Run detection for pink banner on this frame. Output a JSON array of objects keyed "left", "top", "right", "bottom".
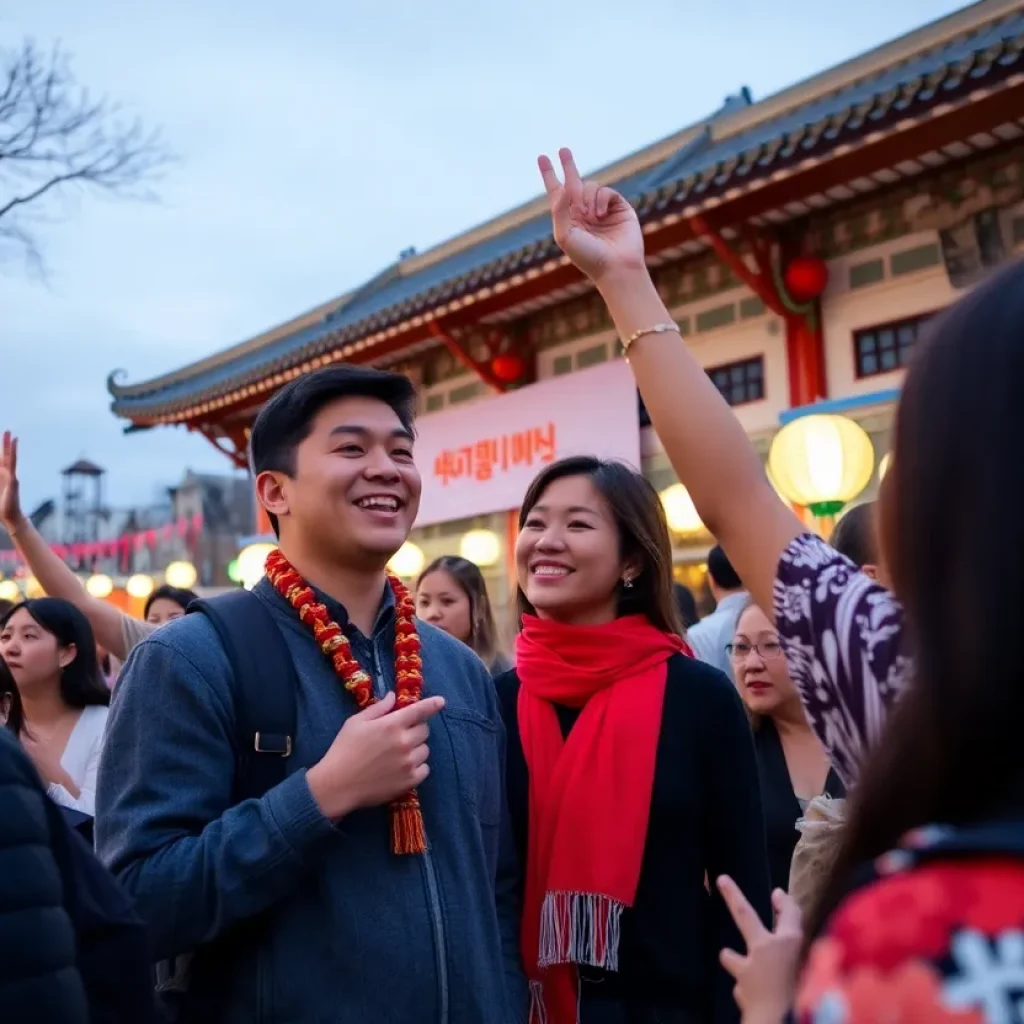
[{"left": 415, "top": 358, "right": 641, "bottom": 527}]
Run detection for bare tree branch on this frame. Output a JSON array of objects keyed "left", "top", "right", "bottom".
[{"left": 0, "top": 38, "right": 175, "bottom": 271}]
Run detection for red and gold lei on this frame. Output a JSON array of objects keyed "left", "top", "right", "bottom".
[{"left": 265, "top": 548, "right": 426, "bottom": 854}]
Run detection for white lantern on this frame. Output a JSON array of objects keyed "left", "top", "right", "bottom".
[
  {"left": 165, "top": 561, "right": 198, "bottom": 589},
  {"left": 387, "top": 542, "right": 425, "bottom": 579},
  {"left": 768, "top": 414, "right": 875, "bottom": 517},
  {"left": 236, "top": 542, "right": 277, "bottom": 590},
  {"left": 85, "top": 574, "right": 114, "bottom": 598},
  {"left": 0, "top": 579, "right": 21, "bottom": 602},
  {"left": 459, "top": 529, "right": 501, "bottom": 567},
  {"left": 126, "top": 574, "right": 155, "bottom": 599},
  {"left": 659, "top": 484, "right": 705, "bottom": 536}
]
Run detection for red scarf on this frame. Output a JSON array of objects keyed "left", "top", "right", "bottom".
[{"left": 515, "top": 613, "right": 690, "bottom": 1024}]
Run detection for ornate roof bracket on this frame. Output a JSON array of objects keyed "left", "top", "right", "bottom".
[
  {"left": 688, "top": 215, "right": 789, "bottom": 315},
  {"left": 427, "top": 321, "right": 510, "bottom": 392},
  {"left": 196, "top": 425, "right": 249, "bottom": 470}
]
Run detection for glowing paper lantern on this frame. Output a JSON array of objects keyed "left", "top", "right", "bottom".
[
  {"left": 659, "top": 484, "right": 705, "bottom": 536},
  {"left": 23, "top": 576, "right": 44, "bottom": 598},
  {"left": 85, "top": 574, "right": 114, "bottom": 598},
  {"left": 387, "top": 542, "right": 425, "bottom": 579},
  {"left": 165, "top": 561, "right": 198, "bottom": 589},
  {"left": 236, "top": 543, "right": 277, "bottom": 590},
  {"left": 0, "top": 579, "right": 20, "bottom": 602},
  {"left": 769, "top": 414, "right": 874, "bottom": 517},
  {"left": 227, "top": 559, "right": 242, "bottom": 583},
  {"left": 126, "top": 574, "right": 155, "bottom": 599},
  {"left": 459, "top": 528, "right": 501, "bottom": 567}
]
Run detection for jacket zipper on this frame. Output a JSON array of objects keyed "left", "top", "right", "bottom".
[{"left": 371, "top": 640, "right": 449, "bottom": 1024}]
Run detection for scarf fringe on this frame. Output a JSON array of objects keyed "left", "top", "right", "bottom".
[
  {"left": 528, "top": 981, "right": 549, "bottom": 1024},
  {"left": 538, "top": 891, "right": 624, "bottom": 971}
]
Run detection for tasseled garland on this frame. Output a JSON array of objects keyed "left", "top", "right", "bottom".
[
  {"left": 265, "top": 549, "right": 426, "bottom": 855},
  {"left": 538, "top": 891, "right": 625, "bottom": 970}
]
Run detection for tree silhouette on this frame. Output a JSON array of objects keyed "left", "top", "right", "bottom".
[{"left": 0, "top": 39, "right": 174, "bottom": 271}]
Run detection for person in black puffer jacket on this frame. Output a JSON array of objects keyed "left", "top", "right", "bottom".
[{"left": 0, "top": 725, "right": 88, "bottom": 1023}]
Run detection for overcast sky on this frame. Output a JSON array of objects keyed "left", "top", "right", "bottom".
[{"left": 4, "top": 0, "right": 966, "bottom": 515}]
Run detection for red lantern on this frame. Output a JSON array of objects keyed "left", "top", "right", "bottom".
[
  {"left": 783, "top": 256, "right": 829, "bottom": 304},
  {"left": 490, "top": 353, "right": 524, "bottom": 383}
]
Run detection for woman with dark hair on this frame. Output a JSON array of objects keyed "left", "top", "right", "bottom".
[
  {"left": 0, "top": 598, "right": 110, "bottom": 816},
  {"left": 495, "top": 455, "right": 770, "bottom": 1024},
  {"left": 416, "top": 555, "right": 511, "bottom": 676},
  {"left": 536, "top": 147, "right": 1024, "bottom": 1021},
  {"left": 0, "top": 433, "right": 196, "bottom": 662}
]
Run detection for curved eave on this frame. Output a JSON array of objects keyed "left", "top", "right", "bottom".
[{"left": 111, "top": 16, "right": 1024, "bottom": 426}]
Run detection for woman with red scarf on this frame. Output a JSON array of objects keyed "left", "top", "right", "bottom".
[{"left": 495, "top": 455, "right": 771, "bottom": 1024}]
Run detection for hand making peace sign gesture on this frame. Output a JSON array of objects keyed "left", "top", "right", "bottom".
[{"left": 537, "top": 148, "right": 646, "bottom": 286}]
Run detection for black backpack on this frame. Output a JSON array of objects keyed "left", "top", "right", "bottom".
[{"left": 154, "top": 589, "right": 298, "bottom": 1022}]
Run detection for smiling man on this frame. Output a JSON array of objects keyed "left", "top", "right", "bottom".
[{"left": 96, "top": 366, "right": 526, "bottom": 1024}]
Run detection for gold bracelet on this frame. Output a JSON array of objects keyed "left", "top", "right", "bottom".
[{"left": 622, "top": 321, "right": 680, "bottom": 358}]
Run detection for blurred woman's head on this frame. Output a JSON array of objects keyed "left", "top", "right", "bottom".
[
  {"left": 516, "top": 456, "right": 682, "bottom": 635},
  {"left": 729, "top": 602, "right": 800, "bottom": 720},
  {"left": 809, "top": 258, "right": 1024, "bottom": 941},
  {"left": 144, "top": 585, "right": 197, "bottom": 626},
  {"left": 0, "top": 599, "right": 109, "bottom": 710},
  {"left": 416, "top": 556, "right": 501, "bottom": 664}
]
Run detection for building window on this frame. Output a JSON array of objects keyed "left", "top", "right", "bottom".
[
  {"left": 853, "top": 314, "right": 929, "bottom": 378},
  {"left": 707, "top": 356, "right": 764, "bottom": 406}
]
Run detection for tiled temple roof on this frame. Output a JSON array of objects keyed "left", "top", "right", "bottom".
[{"left": 110, "top": 2, "right": 1024, "bottom": 422}]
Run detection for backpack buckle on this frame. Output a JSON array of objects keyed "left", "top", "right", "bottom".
[{"left": 254, "top": 732, "right": 292, "bottom": 756}]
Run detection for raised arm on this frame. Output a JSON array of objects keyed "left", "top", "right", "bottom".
[
  {"left": 1, "top": 432, "right": 136, "bottom": 660},
  {"left": 536, "top": 152, "right": 803, "bottom": 619}
]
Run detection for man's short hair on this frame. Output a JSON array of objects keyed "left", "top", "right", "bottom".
[
  {"left": 830, "top": 502, "right": 878, "bottom": 569},
  {"left": 707, "top": 544, "right": 742, "bottom": 591},
  {"left": 249, "top": 365, "right": 418, "bottom": 536}
]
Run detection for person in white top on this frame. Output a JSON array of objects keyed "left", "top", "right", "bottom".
[
  {"left": 0, "top": 597, "right": 110, "bottom": 816},
  {"left": 686, "top": 545, "right": 748, "bottom": 682}
]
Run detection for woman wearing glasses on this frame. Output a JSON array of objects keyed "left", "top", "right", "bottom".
[{"left": 729, "top": 602, "right": 843, "bottom": 893}]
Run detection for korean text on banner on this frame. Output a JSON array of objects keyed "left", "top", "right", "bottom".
[{"left": 414, "top": 358, "right": 641, "bottom": 527}]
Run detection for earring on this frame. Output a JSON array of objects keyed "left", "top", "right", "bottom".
[{"left": 622, "top": 576, "right": 634, "bottom": 589}]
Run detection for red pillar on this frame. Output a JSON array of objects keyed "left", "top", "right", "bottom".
[{"left": 784, "top": 304, "right": 827, "bottom": 409}]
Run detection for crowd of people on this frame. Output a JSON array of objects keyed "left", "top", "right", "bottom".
[{"left": 0, "top": 146, "right": 1022, "bottom": 1023}]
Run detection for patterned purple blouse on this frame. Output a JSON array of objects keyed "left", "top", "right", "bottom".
[{"left": 772, "top": 534, "right": 911, "bottom": 787}]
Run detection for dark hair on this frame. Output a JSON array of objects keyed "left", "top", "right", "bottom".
[
  {"left": 0, "top": 599, "right": 110, "bottom": 710},
  {"left": 707, "top": 544, "right": 742, "bottom": 591},
  {"left": 829, "top": 502, "right": 877, "bottom": 569},
  {"left": 249, "top": 365, "right": 418, "bottom": 536},
  {"left": 806, "top": 258, "right": 1024, "bottom": 945},
  {"left": 417, "top": 556, "right": 502, "bottom": 666},
  {"left": 143, "top": 584, "right": 198, "bottom": 618},
  {"left": 0, "top": 656, "right": 23, "bottom": 734},
  {"left": 0, "top": 598, "right": 14, "bottom": 619},
  {"left": 673, "top": 583, "right": 699, "bottom": 629},
  {"left": 516, "top": 456, "right": 683, "bottom": 636}
]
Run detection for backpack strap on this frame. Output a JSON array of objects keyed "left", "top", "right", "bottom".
[{"left": 187, "top": 590, "right": 298, "bottom": 803}]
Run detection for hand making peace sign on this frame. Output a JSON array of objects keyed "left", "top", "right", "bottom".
[
  {"left": 717, "top": 874, "right": 803, "bottom": 1024},
  {"left": 537, "top": 148, "right": 646, "bottom": 286}
]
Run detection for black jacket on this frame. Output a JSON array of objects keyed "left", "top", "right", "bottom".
[
  {"left": 496, "top": 653, "right": 772, "bottom": 1024},
  {"left": 0, "top": 727, "right": 89, "bottom": 1023}
]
